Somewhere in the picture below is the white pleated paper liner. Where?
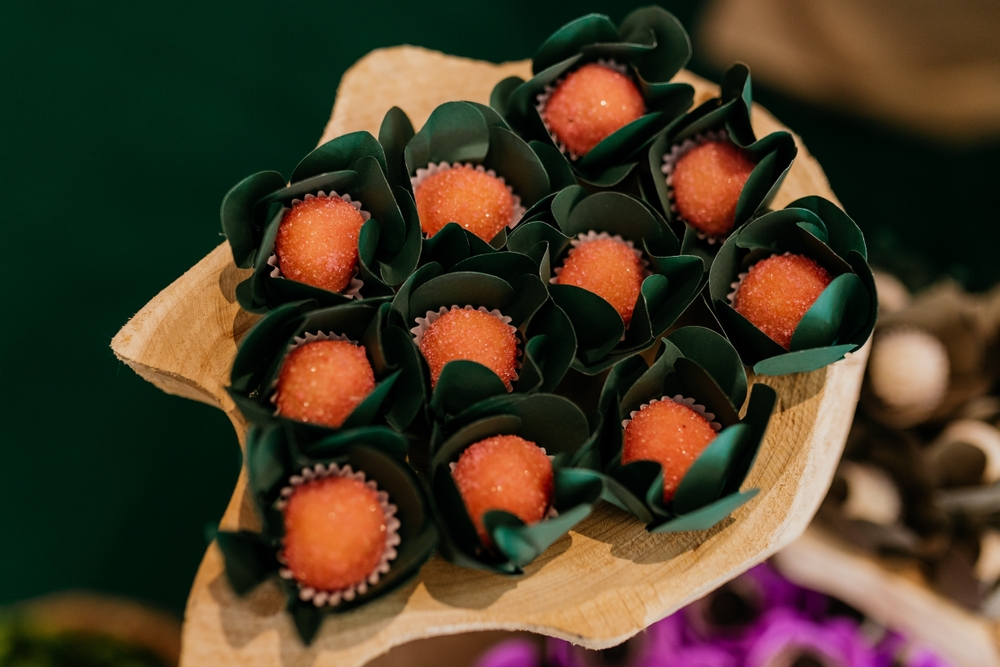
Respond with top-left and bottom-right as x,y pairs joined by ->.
266,191 -> 368,300
621,395 -> 723,433
534,58 -> 633,161
409,305 -> 522,391
410,162 -> 526,237
660,128 -> 739,245
276,462 -> 400,608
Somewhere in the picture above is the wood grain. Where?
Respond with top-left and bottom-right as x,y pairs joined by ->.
111,46 -> 868,667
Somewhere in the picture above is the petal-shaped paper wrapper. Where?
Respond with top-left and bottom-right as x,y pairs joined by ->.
111,46 -> 869,666
507,186 -> 703,374
491,7 -> 695,187
643,64 -> 798,269
217,423 -> 438,643
708,196 -> 877,376
222,132 -> 421,312
596,327 -> 776,532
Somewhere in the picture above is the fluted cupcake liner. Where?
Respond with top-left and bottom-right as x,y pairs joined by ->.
643,64 -> 797,268
427,393 -> 608,573
227,298 -> 425,436
707,196 -> 877,376
221,131 -> 420,313
491,6 -> 695,188
592,326 -> 776,532
506,186 -> 703,374
216,423 -> 437,644
379,102 -> 552,250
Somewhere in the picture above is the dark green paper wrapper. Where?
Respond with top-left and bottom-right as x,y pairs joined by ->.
506,185 -> 703,374
594,326 -> 776,532
216,423 -> 438,644
490,6 -> 695,188
643,64 -> 797,267
389,254 -> 577,425
221,131 -> 420,312
227,299 -> 424,435
428,393 -> 607,573
708,196 -> 877,375
378,101 -> 553,250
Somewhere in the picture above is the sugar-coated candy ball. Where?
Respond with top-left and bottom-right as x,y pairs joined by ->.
733,254 -> 833,350
671,140 -> 756,238
414,165 -> 515,242
418,308 -> 519,389
542,63 -> 645,157
282,475 -> 387,592
553,236 -> 644,326
452,435 -> 554,546
275,340 -> 376,428
274,194 -> 366,293
623,399 -> 718,502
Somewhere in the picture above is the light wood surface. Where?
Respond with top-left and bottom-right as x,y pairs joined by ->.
111,45 -> 869,667
776,527 -> 1000,667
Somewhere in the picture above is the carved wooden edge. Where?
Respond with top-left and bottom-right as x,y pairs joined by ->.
109,46 -> 868,667
775,527 -> 1000,667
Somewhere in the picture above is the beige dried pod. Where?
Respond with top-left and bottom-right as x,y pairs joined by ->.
928,419 -> 1000,487
866,327 -> 950,427
838,460 -> 903,526
872,269 -> 911,315
977,530 -> 1000,587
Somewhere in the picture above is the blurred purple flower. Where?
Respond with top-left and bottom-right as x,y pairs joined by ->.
744,608 -> 877,667
474,638 -> 540,667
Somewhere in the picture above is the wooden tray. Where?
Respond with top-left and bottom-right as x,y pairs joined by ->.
111,46 -> 869,667
776,527 -> 1000,667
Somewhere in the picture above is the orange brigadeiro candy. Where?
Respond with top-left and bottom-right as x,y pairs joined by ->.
282,475 -> 388,592
275,340 -> 376,428
671,140 -> 757,238
542,63 -> 645,157
418,308 -> 519,389
623,399 -> 718,502
553,236 -> 645,326
274,194 -> 366,293
452,435 -> 554,546
414,165 -> 515,242
733,254 -> 833,350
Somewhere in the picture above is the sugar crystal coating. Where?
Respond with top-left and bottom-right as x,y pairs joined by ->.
418,308 -> 519,389
274,195 -> 366,292
543,63 -> 645,157
733,254 -> 833,350
414,165 -> 514,242
671,140 -> 756,237
623,399 -> 718,502
553,236 -> 644,326
282,476 -> 387,592
275,340 -> 376,428
452,435 -> 554,545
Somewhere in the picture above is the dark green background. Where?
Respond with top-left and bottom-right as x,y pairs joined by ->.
2,2 -> 997,617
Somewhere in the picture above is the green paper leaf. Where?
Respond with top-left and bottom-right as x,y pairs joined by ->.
790,273 -> 866,351
405,101 -> 490,173
666,327 -> 747,409
672,424 -> 748,514
221,170 -> 287,267
430,361 -> 509,419
483,126 -> 551,206
409,271 -> 515,320
532,14 -> 619,74
549,284 -> 624,362
752,344 -> 857,376
529,140 -> 577,190
379,107 -> 416,191
291,131 -> 387,182
618,6 -> 691,79
651,489 -> 758,533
